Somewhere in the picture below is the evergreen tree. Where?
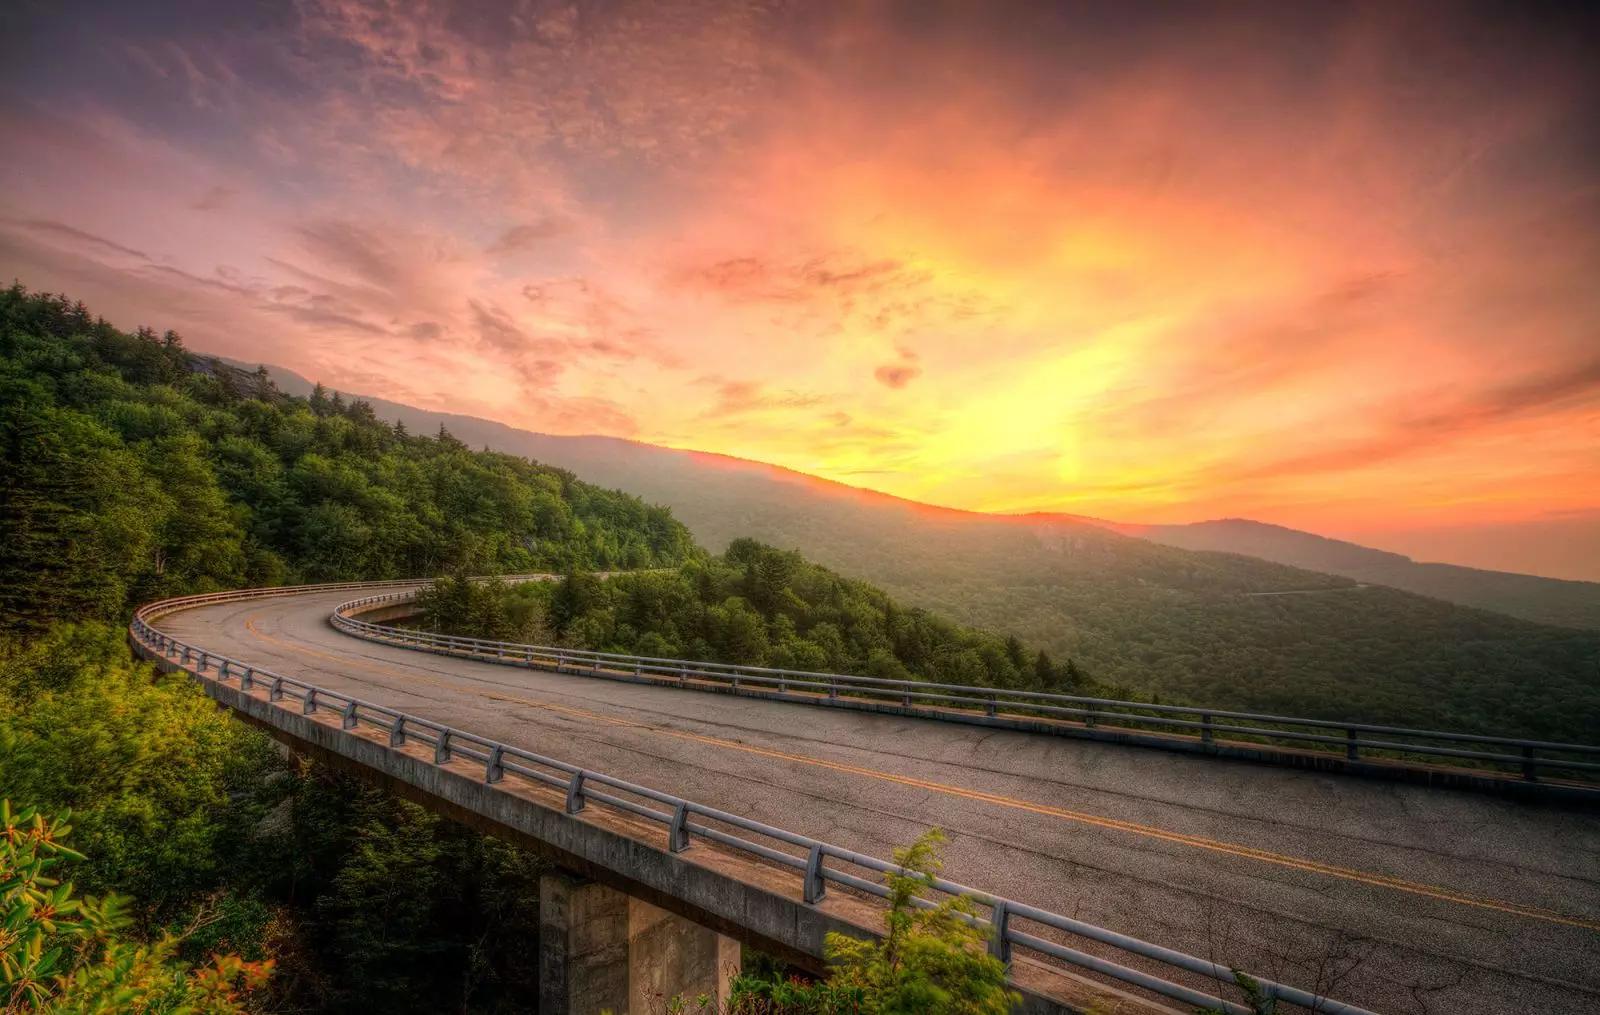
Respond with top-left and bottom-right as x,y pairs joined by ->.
1034,649 -> 1055,687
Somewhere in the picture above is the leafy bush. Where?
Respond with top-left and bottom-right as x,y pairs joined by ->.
0,800 -> 272,1013
655,830 -> 1018,1015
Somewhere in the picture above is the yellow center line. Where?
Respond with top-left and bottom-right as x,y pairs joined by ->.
238,615 -> 1600,932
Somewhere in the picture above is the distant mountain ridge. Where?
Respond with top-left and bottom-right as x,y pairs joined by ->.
1116,518 -> 1600,630
238,358 -> 1600,631
211,358 -> 1600,743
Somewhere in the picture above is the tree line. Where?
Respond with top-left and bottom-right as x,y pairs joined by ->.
0,283 -> 699,1011
417,538 -> 1108,698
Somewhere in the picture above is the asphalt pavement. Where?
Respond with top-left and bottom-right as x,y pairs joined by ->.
157,586 -> 1600,1015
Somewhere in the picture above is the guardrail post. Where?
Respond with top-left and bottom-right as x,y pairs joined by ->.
668,802 -> 690,853
1085,704 -> 1097,728
181,646 -> 190,666
486,745 -> 504,784
270,677 -> 284,701
434,729 -> 453,764
556,651 -> 567,673
902,691 -> 911,709
986,695 -> 997,717
828,681 -> 838,701
989,899 -> 1012,963
342,701 -> 358,729
679,667 -> 688,688
240,667 -> 253,691
803,845 -> 826,903
197,651 -> 208,672
1201,714 -> 1213,744
390,716 -> 406,747
1346,729 -> 1359,761
635,661 -> 642,677
303,688 -> 318,714
778,678 -> 787,694
566,771 -> 587,814
1523,746 -> 1538,782
732,674 -> 740,691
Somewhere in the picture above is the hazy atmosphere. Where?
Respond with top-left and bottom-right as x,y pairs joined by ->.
5,5 -> 1600,1015
3,0 -> 1598,578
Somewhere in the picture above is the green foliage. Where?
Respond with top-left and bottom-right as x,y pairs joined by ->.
413,574 -> 554,644
454,546 -> 1112,697
0,625 -> 272,917
239,764 -> 548,1014
819,830 -> 1017,1015
671,831 -> 1018,1015
0,283 -> 696,636
543,449 -> 1600,742
0,621 -> 558,1015
1195,969 -> 1276,1015
0,800 -> 272,1013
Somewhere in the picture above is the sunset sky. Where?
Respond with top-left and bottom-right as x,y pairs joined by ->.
3,1 -> 1597,571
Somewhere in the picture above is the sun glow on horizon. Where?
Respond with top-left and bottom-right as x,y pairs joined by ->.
1,0 -> 1595,538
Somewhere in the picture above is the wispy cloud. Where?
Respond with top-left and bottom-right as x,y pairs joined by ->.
1,0 -> 1596,539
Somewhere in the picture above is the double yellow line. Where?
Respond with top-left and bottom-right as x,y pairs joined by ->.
241,615 -> 1600,933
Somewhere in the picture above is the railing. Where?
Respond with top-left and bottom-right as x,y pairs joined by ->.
130,580 -> 1381,1015
333,590 -> 1600,787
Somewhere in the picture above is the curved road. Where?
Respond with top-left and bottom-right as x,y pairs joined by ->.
157,585 -> 1600,1015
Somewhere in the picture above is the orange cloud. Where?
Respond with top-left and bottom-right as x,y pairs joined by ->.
1,0 -> 1596,542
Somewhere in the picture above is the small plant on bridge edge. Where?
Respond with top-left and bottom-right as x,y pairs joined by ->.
646,828 -> 1019,1015
1194,969 -> 1276,1015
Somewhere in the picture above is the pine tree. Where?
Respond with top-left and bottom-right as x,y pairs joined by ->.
1034,649 -> 1055,687
1065,658 -> 1084,690
1004,634 -> 1028,671
0,405 -> 122,632
310,382 -> 330,416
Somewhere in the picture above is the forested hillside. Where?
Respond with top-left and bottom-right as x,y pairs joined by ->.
0,284 -> 694,635
0,284 -> 699,1012
418,539 -> 1102,695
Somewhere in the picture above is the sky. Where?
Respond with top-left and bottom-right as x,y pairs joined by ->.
3,1 -> 1598,575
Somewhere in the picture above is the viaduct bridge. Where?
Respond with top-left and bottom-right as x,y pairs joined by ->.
129,579 -> 1600,1015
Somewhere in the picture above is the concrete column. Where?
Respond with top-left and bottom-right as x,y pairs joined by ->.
540,873 -> 740,1014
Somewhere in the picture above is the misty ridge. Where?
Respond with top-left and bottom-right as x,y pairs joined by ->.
225,356 -> 1600,746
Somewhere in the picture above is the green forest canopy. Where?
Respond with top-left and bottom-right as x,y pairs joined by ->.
0,283 -> 702,1012
0,283 -> 696,635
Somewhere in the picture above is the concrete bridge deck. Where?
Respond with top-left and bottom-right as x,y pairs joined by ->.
155,584 -> 1600,1015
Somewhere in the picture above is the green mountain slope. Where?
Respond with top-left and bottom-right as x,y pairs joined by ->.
241,361 -> 1600,743
0,286 -> 696,635
1121,518 -> 1600,630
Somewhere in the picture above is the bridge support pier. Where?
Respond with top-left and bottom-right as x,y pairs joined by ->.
539,872 -> 740,1014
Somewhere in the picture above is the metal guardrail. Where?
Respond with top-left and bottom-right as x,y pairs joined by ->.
333,589 -> 1600,786
130,580 -> 1381,1015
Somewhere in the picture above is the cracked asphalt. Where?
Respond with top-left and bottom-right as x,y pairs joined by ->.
157,586 -> 1600,1015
